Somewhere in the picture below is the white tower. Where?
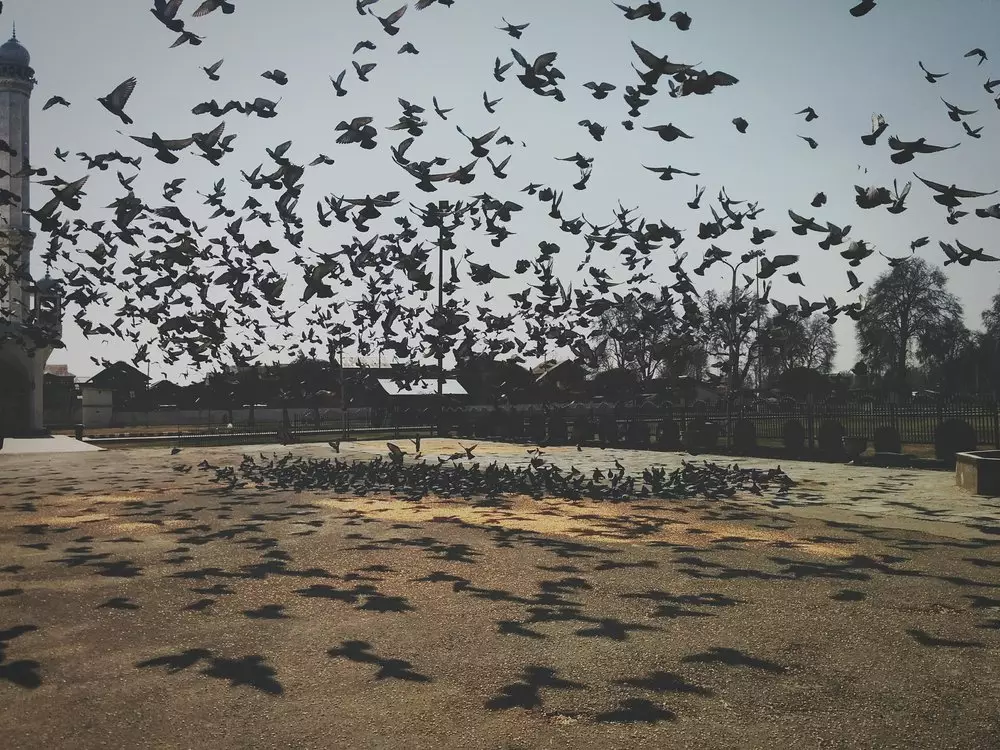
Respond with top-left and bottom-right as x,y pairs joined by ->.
0,26 -> 61,435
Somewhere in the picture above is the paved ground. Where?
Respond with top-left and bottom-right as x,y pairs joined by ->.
1,439 -> 999,749
0,436 -> 104,454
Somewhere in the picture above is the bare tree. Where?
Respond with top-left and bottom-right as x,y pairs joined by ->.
699,287 -> 766,391
855,258 -> 963,391
591,289 -> 700,384
757,314 -> 837,385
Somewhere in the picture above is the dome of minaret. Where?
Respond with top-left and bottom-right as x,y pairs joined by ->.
0,27 -> 30,66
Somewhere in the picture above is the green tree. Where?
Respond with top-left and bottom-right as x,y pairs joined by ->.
855,258 -> 963,392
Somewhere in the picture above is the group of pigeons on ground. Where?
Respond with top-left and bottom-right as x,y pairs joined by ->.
0,0 -> 998,384
204,446 -> 796,504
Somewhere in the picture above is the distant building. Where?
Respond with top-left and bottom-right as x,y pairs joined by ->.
43,363 -> 78,426
87,361 -> 151,408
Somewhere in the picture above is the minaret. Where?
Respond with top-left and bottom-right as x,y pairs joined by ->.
0,24 -> 34,323
0,26 -> 60,436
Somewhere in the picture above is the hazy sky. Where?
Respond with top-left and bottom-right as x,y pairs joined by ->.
6,0 -> 1000,381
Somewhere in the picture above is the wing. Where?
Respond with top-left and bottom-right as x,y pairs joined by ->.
630,41 -> 663,71
111,77 -> 138,108
384,4 -> 408,24
914,141 -> 959,153
912,173 -> 949,193
951,185 -> 998,198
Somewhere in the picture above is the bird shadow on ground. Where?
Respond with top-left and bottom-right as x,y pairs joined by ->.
906,629 -> 985,648
327,640 -> 431,682
136,648 -> 283,695
681,646 -> 789,674
0,624 -> 42,689
486,665 -> 585,710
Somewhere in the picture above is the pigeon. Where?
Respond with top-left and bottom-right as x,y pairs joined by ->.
887,135 -> 959,164
799,135 -> 819,149
965,48 -> 988,65
963,121 -> 983,139
644,123 -> 693,142
583,81 -> 616,99
918,61 -> 948,83
732,117 -> 749,133
42,95 -> 70,110
795,106 -> 818,122
98,77 -> 137,125
192,0 -> 235,16
861,113 -> 888,145
811,192 -> 826,207
202,59 -> 224,81
262,69 -> 288,85
330,70 -> 348,97
371,4 -> 407,35
941,97 -> 977,122
398,42 -> 419,54
497,18 -> 530,38
642,165 -> 700,181
669,11 -> 692,30
151,0 -> 186,32
849,0 -> 876,16
913,173 -> 998,207
328,440 -> 341,452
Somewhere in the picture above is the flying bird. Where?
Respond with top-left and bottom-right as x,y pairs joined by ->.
371,4 -> 407,35
42,95 -> 70,110
941,97 -> 977,122
202,59 -> 224,80
398,42 -> 419,54
861,113 -> 888,145
497,18 -> 529,38
887,135 -> 959,164
732,116 -> 749,133
192,0 -> 235,16
669,11 -> 692,30
98,77 -> 137,125
795,106 -> 818,122
262,69 -> 288,85
918,61 -> 948,83
965,48 -> 988,65
799,135 -> 818,149
330,70 -> 348,97
644,123 -> 693,142
913,173 -> 998,207
583,81 -> 616,99
849,0 -> 876,16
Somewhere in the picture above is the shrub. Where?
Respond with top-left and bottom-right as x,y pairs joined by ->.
732,419 -> 757,454
655,420 -> 681,450
873,425 -> 902,453
817,420 -> 846,460
625,419 -> 650,446
782,419 -> 805,453
935,419 -> 977,465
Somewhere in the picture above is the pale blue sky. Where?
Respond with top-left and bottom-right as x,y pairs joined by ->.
7,0 -> 999,381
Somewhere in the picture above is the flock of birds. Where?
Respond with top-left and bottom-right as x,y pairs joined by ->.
204,447 -> 796,504
0,1 -> 998,384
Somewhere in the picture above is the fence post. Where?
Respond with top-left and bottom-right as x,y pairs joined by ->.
806,395 -> 815,451
993,402 -> 1000,449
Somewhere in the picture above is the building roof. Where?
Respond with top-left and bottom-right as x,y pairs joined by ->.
0,29 -> 29,66
44,364 -> 72,377
376,378 -> 467,396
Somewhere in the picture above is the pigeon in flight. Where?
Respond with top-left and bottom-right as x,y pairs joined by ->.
98,77 -> 137,125
918,61 -> 948,83
965,48 -> 988,65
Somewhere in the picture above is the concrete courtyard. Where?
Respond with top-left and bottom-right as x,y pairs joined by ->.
1,439 -> 999,748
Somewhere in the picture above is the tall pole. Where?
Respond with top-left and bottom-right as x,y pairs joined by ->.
340,344 -> 346,436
